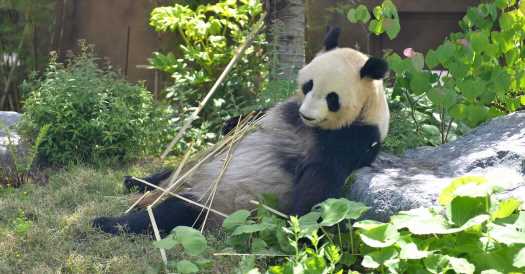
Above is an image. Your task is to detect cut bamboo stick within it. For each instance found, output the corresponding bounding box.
[147,206,168,267]
[125,191,151,214]
[131,176,228,218]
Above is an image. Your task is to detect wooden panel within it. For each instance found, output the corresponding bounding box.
[305,0,481,61]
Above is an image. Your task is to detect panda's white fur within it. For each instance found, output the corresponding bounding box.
[93,27,390,235]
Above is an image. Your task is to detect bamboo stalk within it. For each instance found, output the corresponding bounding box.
[150,142,194,207]
[160,13,267,160]
[249,200,289,219]
[147,206,168,267]
[125,191,151,214]
[130,176,228,218]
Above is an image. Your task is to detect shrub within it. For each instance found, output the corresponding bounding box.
[20,43,173,165]
[155,176,525,273]
[148,0,268,155]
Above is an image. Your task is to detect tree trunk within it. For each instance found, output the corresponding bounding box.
[266,0,305,82]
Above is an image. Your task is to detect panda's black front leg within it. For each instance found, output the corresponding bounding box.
[289,162,345,216]
[92,196,201,236]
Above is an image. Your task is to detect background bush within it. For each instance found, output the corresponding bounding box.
[20,42,173,165]
[148,0,270,155]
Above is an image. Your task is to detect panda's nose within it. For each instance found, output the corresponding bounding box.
[300,112,316,121]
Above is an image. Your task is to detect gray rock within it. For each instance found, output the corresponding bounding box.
[0,111,24,167]
[349,111,525,221]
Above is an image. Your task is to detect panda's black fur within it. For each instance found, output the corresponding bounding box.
[93,27,389,236]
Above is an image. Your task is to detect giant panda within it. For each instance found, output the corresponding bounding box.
[93,27,390,235]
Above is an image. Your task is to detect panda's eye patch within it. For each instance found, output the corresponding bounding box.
[326,92,340,112]
[302,80,313,95]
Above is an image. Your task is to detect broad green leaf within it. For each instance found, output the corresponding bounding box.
[436,42,456,64]
[317,198,350,226]
[520,0,525,15]
[391,208,451,235]
[491,68,511,95]
[358,223,400,248]
[231,223,272,236]
[223,209,250,231]
[448,196,489,226]
[427,87,457,109]
[153,236,177,250]
[438,176,487,205]
[470,31,490,53]
[399,243,430,260]
[422,124,440,138]
[425,49,439,69]
[173,226,207,256]
[492,198,521,220]
[489,224,525,245]
[449,257,475,274]
[353,5,371,23]
[362,246,398,269]
[513,247,525,268]
[383,18,400,40]
[499,12,515,31]
[480,270,503,274]
[368,19,384,35]
[382,0,398,18]
[353,220,385,230]
[176,260,199,274]
[411,52,425,71]
[410,72,431,95]
[251,238,267,252]
[495,0,516,9]
[424,254,450,274]
[520,96,525,106]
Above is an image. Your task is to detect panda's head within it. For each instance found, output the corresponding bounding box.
[296,27,389,139]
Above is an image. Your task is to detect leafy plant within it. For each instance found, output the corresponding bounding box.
[346,0,400,40]
[19,42,173,165]
[156,176,525,273]
[0,121,48,187]
[148,0,268,155]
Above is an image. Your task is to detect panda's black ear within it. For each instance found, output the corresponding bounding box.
[324,26,341,51]
[360,57,388,79]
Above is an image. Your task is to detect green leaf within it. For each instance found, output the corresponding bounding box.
[382,0,398,18]
[470,31,490,53]
[362,246,398,269]
[251,238,267,252]
[513,248,525,268]
[425,255,450,274]
[438,176,487,205]
[448,257,475,274]
[409,72,431,95]
[232,223,272,236]
[223,210,250,231]
[427,87,457,109]
[368,19,384,35]
[492,198,521,220]
[491,68,511,95]
[425,49,439,69]
[383,18,400,40]
[399,243,430,260]
[495,0,516,9]
[436,42,456,64]
[316,198,369,226]
[153,236,177,250]
[411,52,425,71]
[352,5,371,23]
[357,223,400,248]
[458,78,485,101]
[173,226,207,256]
[176,260,199,274]
[489,224,525,245]
[448,196,489,226]
[520,96,525,106]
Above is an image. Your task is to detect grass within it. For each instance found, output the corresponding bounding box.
[0,163,240,274]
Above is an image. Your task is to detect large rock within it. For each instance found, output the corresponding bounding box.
[349,111,525,221]
[0,111,24,167]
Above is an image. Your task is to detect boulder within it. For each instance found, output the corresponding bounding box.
[0,111,24,167]
[349,111,525,221]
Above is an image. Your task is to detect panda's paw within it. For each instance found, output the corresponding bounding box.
[92,216,123,235]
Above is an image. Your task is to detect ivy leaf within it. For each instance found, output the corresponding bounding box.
[448,196,489,226]
[383,18,400,40]
[223,210,250,231]
[176,260,199,274]
[173,226,208,256]
[362,246,398,269]
[491,198,521,220]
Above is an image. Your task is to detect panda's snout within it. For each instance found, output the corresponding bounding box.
[299,112,316,121]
